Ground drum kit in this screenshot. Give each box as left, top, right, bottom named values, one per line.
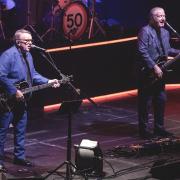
left=41, top=0, right=105, bottom=41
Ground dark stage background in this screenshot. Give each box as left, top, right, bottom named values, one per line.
left=0, top=0, right=180, bottom=107
left=13, top=0, right=180, bottom=36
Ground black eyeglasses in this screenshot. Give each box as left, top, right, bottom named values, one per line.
left=154, top=14, right=166, bottom=18
left=17, top=39, right=33, bottom=44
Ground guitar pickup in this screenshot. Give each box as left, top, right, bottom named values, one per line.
left=166, top=69, right=173, bottom=72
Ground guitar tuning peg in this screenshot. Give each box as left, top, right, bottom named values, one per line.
left=68, top=75, right=73, bottom=81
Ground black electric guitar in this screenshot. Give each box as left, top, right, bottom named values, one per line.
left=158, top=53, right=180, bottom=72
left=0, top=78, right=68, bottom=113
left=143, top=53, right=180, bottom=86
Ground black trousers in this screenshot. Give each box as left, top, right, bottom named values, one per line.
left=137, top=76, right=166, bottom=133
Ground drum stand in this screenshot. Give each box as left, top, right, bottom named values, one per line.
left=88, top=0, right=106, bottom=39
left=41, top=3, right=59, bottom=40
left=0, top=5, right=5, bottom=39
left=23, top=0, right=43, bottom=43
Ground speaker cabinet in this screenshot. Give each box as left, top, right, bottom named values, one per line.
left=75, top=139, right=103, bottom=176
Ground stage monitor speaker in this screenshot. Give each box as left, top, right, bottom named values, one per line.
left=150, top=159, right=180, bottom=179
left=0, top=173, right=44, bottom=180
left=0, top=173, right=6, bottom=180
left=75, top=139, right=103, bottom=177
left=4, top=178, right=44, bottom=180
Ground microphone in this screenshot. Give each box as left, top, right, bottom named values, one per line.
left=165, top=22, right=180, bottom=38
left=31, top=44, right=46, bottom=51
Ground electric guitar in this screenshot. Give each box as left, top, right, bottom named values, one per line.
left=0, top=78, right=68, bottom=113
left=157, top=53, right=180, bottom=72
left=143, top=53, right=180, bottom=86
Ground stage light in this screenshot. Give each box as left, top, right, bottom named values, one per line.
left=75, top=139, right=103, bottom=177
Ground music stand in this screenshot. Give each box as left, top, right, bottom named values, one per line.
left=88, top=0, right=106, bottom=39
left=43, top=99, right=88, bottom=180
left=59, top=100, right=82, bottom=115
left=23, top=0, right=43, bottom=43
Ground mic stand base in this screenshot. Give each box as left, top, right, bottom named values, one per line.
left=43, top=160, right=77, bottom=179
left=43, top=112, right=88, bottom=180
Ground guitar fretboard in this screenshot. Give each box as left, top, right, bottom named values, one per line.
left=21, top=80, right=62, bottom=95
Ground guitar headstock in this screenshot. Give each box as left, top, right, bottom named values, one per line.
left=61, top=75, right=73, bottom=84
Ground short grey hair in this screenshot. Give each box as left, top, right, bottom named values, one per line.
left=149, top=7, right=164, bottom=19
left=14, top=29, right=31, bottom=41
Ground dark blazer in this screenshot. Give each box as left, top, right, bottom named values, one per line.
left=0, top=45, right=49, bottom=96
left=137, top=24, right=180, bottom=70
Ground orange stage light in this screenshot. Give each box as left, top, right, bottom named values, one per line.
left=44, top=84, right=180, bottom=113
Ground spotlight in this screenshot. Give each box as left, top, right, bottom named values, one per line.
left=75, top=139, right=103, bottom=177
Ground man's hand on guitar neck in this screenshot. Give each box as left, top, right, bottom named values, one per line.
left=48, top=79, right=60, bottom=88
left=153, top=64, right=163, bottom=79
left=16, top=90, right=25, bottom=101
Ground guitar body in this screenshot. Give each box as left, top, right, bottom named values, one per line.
left=0, top=81, right=29, bottom=113
left=141, top=53, right=180, bottom=88
left=15, top=81, right=29, bottom=90
left=0, top=77, right=69, bottom=113
left=0, top=89, right=12, bottom=113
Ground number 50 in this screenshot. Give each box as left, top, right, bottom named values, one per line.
left=67, top=13, right=83, bottom=28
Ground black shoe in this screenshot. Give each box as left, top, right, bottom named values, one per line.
left=0, top=164, right=7, bottom=173
left=154, top=129, right=173, bottom=137
left=139, top=130, right=154, bottom=139
left=13, top=158, right=33, bottom=167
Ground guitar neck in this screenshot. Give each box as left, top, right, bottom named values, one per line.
left=21, top=80, right=61, bottom=95
left=162, top=53, right=180, bottom=70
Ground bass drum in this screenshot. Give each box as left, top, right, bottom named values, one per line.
left=62, top=1, right=89, bottom=40
left=57, top=0, right=71, bottom=9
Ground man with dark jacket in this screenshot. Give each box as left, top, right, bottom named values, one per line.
left=137, top=7, right=180, bottom=139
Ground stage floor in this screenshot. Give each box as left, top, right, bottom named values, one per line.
left=2, top=87, right=180, bottom=180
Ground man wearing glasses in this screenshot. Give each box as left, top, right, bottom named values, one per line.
left=137, top=7, right=180, bottom=139
left=0, top=29, right=60, bottom=172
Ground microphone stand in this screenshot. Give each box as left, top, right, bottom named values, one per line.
left=40, top=51, right=97, bottom=107
left=40, top=52, right=81, bottom=99
left=166, top=22, right=180, bottom=39
left=39, top=35, right=97, bottom=179
left=40, top=28, right=97, bottom=107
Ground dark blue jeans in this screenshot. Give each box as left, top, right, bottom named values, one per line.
left=0, top=102, right=27, bottom=165
left=138, top=77, right=166, bottom=133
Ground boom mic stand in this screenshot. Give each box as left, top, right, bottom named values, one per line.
left=88, top=0, right=106, bottom=39
left=39, top=42, right=97, bottom=179
left=166, top=21, right=180, bottom=39
left=23, top=0, right=43, bottom=43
